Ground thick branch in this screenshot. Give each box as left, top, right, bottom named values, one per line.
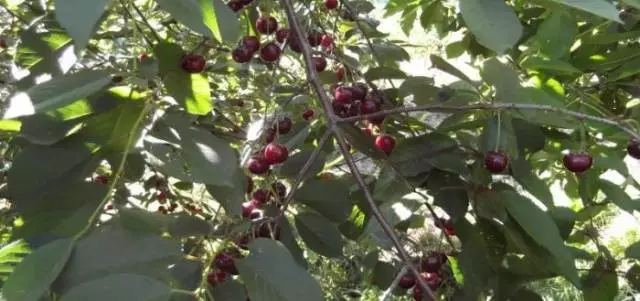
left=279, top=0, right=436, bottom=298
left=339, top=102, right=640, bottom=141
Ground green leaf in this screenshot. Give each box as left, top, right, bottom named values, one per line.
left=459, top=0, right=523, bottom=54
left=510, top=158, right=553, bottom=206
left=295, top=179, right=352, bottom=223
left=600, top=179, right=639, bottom=214
left=530, top=12, right=576, bottom=58
left=453, top=218, right=496, bottom=297
left=236, top=239, right=324, bottom=301
left=623, top=0, right=640, bottom=9
left=549, top=207, right=577, bottom=241
left=510, top=289, right=544, bottom=301
left=294, top=211, right=345, bottom=258
left=364, top=67, right=407, bottom=82
left=210, top=279, right=247, bottom=301
left=55, top=225, right=181, bottom=290
left=369, top=43, right=410, bottom=62
left=278, top=148, right=326, bottom=179
left=146, top=111, right=241, bottom=187
left=513, top=87, right=578, bottom=129
left=398, top=76, right=439, bottom=104
left=275, top=218, right=308, bottom=269
left=54, top=0, right=113, bottom=53
left=500, top=190, right=581, bottom=288
left=156, top=0, right=239, bottom=42
left=520, top=56, right=581, bottom=75
left=625, top=241, right=640, bottom=259
left=550, top=0, right=622, bottom=23
left=0, top=240, right=31, bottom=280
left=429, top=54, right=473, bottom=83
left=582, top=257, right=618, bottom=301
left=390, top=132, right=459, bottom=176
left=365, top=199, right=421, bottom=249
left=3, top=70, right=114, bottom=119
left=15, top=24, right=73, bottom=72
left=205, top=169, right=245, bottom=216
left=168, top=213, right=212, bottom=238
left=433, top=188, right=469, bottom=221
left=59, top=273, right=171, bottom=301
left=3, top=239, right=75, bottom=301
left=625, top=264, right=640, bottom=291
left=154, top=42, right=212, bottom=115
left=481, top=57, right=519, bottom=103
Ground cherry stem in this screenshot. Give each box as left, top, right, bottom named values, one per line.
left=579, top=121, right=587, bottom=153
left=494, top=110, right=502, bottom=153
left=380, top=265, right=410, bottom=301
left=279, top=0, right=437, bottom=298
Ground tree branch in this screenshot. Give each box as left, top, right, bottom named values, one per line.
left=380, top=265, right=409, bottom=301
left=338, top=102, right=640, bottom=141
left=278, top=0, right=437, bottom=299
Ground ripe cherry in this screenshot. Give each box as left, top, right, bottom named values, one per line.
left=336, top=66, right=345, bottom=81
left=398, top=274, right=417, bottom=289
left=413, top=286, right=424, bottom=301
left=484, top=151, right=509, bottom=173
left=247, top=156, right=270, bottom=174
left=260, top=42, right=281, bottom=62
left=324, top=0, right=338, bottom=10
left=334, top=86, right=353, bottom=104
left=375, top=135, right=396, bottom=155
left=361, top=100, right=380, bottom=115
left=320, top=34, right=334, bottom=51
left=214, top=250, right=240, bottom=275
left=420, top=272, right=442, bottom=290
left=307, top=31, right=323, bottom=47
left=563, top=152, right=593, bottom=173
left=435, top=218, right=455, bottom=236
left=232, top=47, right=253, bottom=63
left=628, top=138, right=640, bottom=159
left=252, top=189, right=270, bottom=204
left=350, top=84, right=367, bottom=100
left=227, top=0, right=244, bottom=12
left=180, top=54, right=206, bottom=73
left=94, top=175, right=109, bottom=184
left=276, top=117, right=293, bottom=134
left=420, top=253, right=444, bottom=273
left=242, top=201, right=258, bottom=218
left=312, top=56, right=327, bottom=72
left=276, top=28, right=290, bottom=43
left=156, top=191, right=167, bottom=201
left=256, top=16, right=278, bottom=34
left=302, top=109, right=315, bottom=121
left=242, top=36, right=261, bottom=53
left=207, top=270, right=227, bottom=286
left=264, top=143, right=289, bottom=164
left=139, top=53, right=149, bottom=61
left=265, top=128, right=276, bottom=143
left=362, top=127, right=373, bottom=137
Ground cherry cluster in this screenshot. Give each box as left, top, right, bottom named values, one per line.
left=226, top=0, right=253, bottom=12
left=398, top=251, right=454, bottom=301
left=246, top=117, right=292, bottom=175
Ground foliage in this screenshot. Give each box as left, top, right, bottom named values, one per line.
left=0, top=0, right=639, bottom=300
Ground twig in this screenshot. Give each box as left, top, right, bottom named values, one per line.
left=130, top=2, right=162, bottom=43
left=380, top=265, right=409, bottom=301
left=338, top=102, right=640, bottom=141
left=278, top=129, right=332, bottom=214
left=279, top=0, right=437, bottom=298
left=119, top=0, right=153, bottom=47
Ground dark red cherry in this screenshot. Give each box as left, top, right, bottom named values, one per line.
left=94, top=175, right=109, bottom=184
left=276, top=28, right=290, bottom=43
left=361, top=99, right=380, bottom=115
left=420, top=253, right=444, bottom=273
left=302, top=109, right=315, bottom=121
left=419, top=272, right=442, bottom=291
left=260, top=42, right=281, bottom=62
left=264, top=143, right=289, bottom=164
left=180, top=54, right=206, bottom=73
left=256, top=16, right=278, bottom=34
left=242, top=36, right=261, bottom=53
left=252, top=189, right=269, bottom=204
left=398, top=274, right=417, bottom=289
left=312, top=56, right=327, bottom=72
left=289, top=36, right=302, bottom=53
left=307, top=31, right=323, bottom=47
left=324, top=0, right=338, bottom=10
left=242, top=201, right=258, bottom=218
left=334, top=86, right=353, bottom=104
left=264, top=128, right=276, bottom=143
left=375, top=135, right=395, bottom=155
left=320, top=34, right=335, bottom=51
left=207, top=270, right=227, bottom=286
left=232, top=47, right=253, bottom=63
left=247, top=156, right=269, bottom=174
left=563, top=152, right=593, bottom=173
left=214, top=250, right=240, bottom=275
left=484, top=151, right=509, bottom=173
left=627, top=138, right=640, bottom=159
left=227, top=0, right=244, bottom=12
left=350, top=83, right=367, bottom=100
left=276, top=117, right=293, bottom=134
